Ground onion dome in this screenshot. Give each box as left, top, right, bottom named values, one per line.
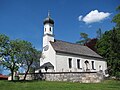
left=43, top=12, right=54, bottom=25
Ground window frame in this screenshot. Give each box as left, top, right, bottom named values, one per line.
left=68, top=58, right=72, bottom=68
left=45, top=28, right=46, bottom=32
left=91, top=61, right=96, bottom=70
left=49, top=27, right=51, bottom=32
left=77, top=59, right=82, bottom=69
left=77, top=59, right=80, bottom=69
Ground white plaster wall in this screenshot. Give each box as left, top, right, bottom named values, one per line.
left=55, top=53, right=107, bottom=75
left=56, top=53, right=85, bottom=72
left=43, top=35, right=54, bottom=47
left=40, top=42, right=56, bottom=72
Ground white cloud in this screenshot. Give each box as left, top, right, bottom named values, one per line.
left=78, top=15, right=83, bottom=21
left=78, top=10, right=111, bottom=24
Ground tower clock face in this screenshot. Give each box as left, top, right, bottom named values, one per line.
left=43, top=45, right=49, bottom=51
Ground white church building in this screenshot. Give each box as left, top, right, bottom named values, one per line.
left=39, top=13, right=107, bottom=75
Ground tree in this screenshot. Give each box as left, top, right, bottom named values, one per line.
left=0, top=34, right=10, bottom=74
left=0, top=34, right=9, bottom=75
left=76, top=33, right=91, bottom=45
left=0, top=34, right=41, bottom=80
left=96, top=6, right=120, bottom=79
left=96, top=28, right=120, bottom=78
left=96, top=28, right=102, bottom=39
left=19, top=41, right=41, bottom=80
left=85, top=38, right=98, bottom=52
left=0, top=35, right=31, bottom=80
left=31, top=50, right=41, bottom=72
left=0, top=65, right=3, bottom=74
left=0, top=34, right=9, bottom=57
left=112, top=6, right=120, bottom=28
left=1, top=39, right=26, bottom=80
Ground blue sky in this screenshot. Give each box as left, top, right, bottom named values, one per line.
left=0, top=0, right=120, bottom=51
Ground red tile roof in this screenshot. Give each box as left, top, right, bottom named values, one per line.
left=0, top=74, right=8, bottom=79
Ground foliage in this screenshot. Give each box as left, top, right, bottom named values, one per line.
left=76, top=33, right=91, bottom=45
left=0, top=34, right=41, bottom=80
left=0, top=34, right=9, bottom=74
left=0, top=65, right=3, bottom=74
left=112, top=6, right=120, bottom=28
left=96, top=6, right=120, bottom=78
left=30, top=51, right=41, bottom=72
left=0, top=80, right=120, bottom=90
left=0, top=34, right=9, bottom=58
left=0, top=36, right=27, bottom=80
left=96, top=28, right=120, bottom=78
left=20, top=41, right=41, bottom=80
left=96, top=28, right=102, bottom=39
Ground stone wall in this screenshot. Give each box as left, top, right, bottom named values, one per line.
left=34, top=71, right=104, bottom=83
left=18, top=71, right=104, bottom=83
left=19, top=74, right=33, bottom=80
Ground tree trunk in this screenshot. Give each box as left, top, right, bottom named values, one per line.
left=11, top=57, right=15, bottom=81
left=11, top=69, right=14, bottom=81
left=23, top=65, right=31, bottom=80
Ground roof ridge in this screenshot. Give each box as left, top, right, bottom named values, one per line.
left=54, top=39, right=85, bottom=46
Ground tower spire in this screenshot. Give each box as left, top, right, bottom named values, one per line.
left=48, top=10, right=50, bottom=17
left=43, top=11, right=54, bottom=25
left=43, top=11, right=55, bottom=47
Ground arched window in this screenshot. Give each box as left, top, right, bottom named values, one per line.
left=91, top=61, right=95, bottom=70
left=77, top=59, right=80, bottom=69
left=85, top=60, right=89, bottom=64
left=68, top=58, right=72, bottom=68
left=45, top=28, right=46, bottom=32
left=50, top=27, right=51, bottom=31
left=84, top=60, right=89, bottom=70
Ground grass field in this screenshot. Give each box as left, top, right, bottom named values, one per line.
left=0, top=80, right=120, bottom=90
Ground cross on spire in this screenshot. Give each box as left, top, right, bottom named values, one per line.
left=48, top=10, right=50, bottom=17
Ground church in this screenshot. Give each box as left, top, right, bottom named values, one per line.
left=39, top=13, right=107, bottom=75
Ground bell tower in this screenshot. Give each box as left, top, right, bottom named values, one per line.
left=43, top=12, right=54, bottom=48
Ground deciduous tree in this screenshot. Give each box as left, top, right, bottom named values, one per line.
left=112, top=6, right=120, bottom=28
left=76, top=33, right=90, bottom=45
left=19, top=41, right=41, bottom=80
left=96, top=28, right=120, bottom=78
left=0, top=35, right=24, bottom=80
left=96, top=6, right=120, bottom=78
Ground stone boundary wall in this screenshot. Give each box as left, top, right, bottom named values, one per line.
left=19, top=72, right=104, bottom=83
left=43, top=72, right=104, bottom=83
left=19, top=74, right=33, bottom=80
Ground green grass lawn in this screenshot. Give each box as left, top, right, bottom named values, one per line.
left=0, top=80, right=120, bottom=90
